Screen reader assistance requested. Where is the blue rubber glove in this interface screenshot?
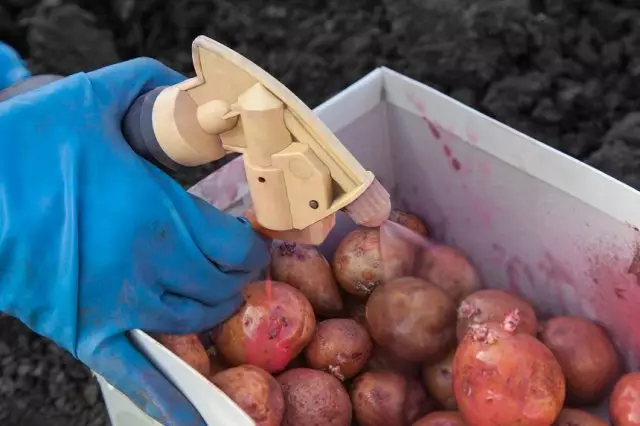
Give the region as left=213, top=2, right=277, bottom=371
left=0, top=42, right=31, bottom=90
left=0, top=57, right=270, bottom=425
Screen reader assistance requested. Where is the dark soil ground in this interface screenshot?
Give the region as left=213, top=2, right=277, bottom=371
left=2, top=0, right=640, bottom=424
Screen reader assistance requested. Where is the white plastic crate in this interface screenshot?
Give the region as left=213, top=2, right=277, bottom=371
left=97, top=66, right=640, bottom=425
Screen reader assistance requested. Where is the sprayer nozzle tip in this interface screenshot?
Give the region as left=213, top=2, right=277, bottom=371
left=343, top=179, right=391, bottom=227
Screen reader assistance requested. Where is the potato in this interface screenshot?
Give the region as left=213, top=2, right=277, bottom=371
left=210, top=365, right=284, bottom=426
left=332, top=227, right=415, bottom=298
left=388, top=209, right=428, bottom=235
left=610, top=372, right=640, bottom=426
left=270, top=241, right=344, bottom=317
left=351, top=371, right=435, bottom=426
left=304, top=318, right=372, bottom=380
left=553, top=409, right=608, bottom=426
left=277, top=368, right=352, bottom=426
left=540, top=316, right=621, bottom=405
left=155, top=333, right=210, bottom=377
left=216, top=281, right=316, bottom=373
left=453, top=310, right=566, bottom=426
left=456, top=289, right=538, bottom=341
left=366, top=276, right=457, bottom=362
left=413, top=411, right=466, bottom=426
left=367, top=344, right=421, bottom=378
left=422, top=350, right=456, bottom=410
left=414, top=245, right=481, bottom=303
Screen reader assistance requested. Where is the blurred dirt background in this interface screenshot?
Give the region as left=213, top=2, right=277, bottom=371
left=2, top=0, right=640, bottom=424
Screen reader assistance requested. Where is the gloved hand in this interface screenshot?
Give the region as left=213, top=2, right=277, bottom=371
left=0, top=57, right=270, bottom=425
left=0, top=42, right=31, bottom=90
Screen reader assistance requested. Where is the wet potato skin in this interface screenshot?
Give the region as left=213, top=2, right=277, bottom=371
left=366, top=276, right=457, bottom=363
left=304, top=318, right=372, bottom=380
left=453, top=321, right=566, bottom=426
left=332, top=227, right=415, bottom=298
left=155, top=333, right=210, bottom=377
left=610, top=372, right=640, bottom=426
left=540, top=316, right=621, bottom=406
left=215, top=281, right=316, bottom=373
left=388, top=209, right=428, bottom=236
left=422, top=350, right=457, bottom=410
left=210, top=365, right=285, bottom=426
left=270, top=241, right=344, bottom=317
left=351, top=371, right=435, bottom=426
left=456, top=289, right=538, bottom=341
left=414, top=245, right=481, bottom=303
left=277, top=368, right=352, bottom=426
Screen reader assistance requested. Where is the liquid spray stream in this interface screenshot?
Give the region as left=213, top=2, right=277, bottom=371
left=379, top=218, right=437, bottom=282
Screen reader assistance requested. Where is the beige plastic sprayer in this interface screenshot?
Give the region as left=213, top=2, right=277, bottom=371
left=122, top=35, right=392, bottom=245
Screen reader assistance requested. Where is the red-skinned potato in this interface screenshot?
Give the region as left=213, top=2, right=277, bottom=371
left=553, top=409, right=608, bottom=426
left=367, top=344, right=421, bottom=378
left=453, top=310, right=566, bottom=426
left=270, top=241, right=344, bottom=317
left=540, top=316, right=621, bottom=405
left=389, top=209, right=428, bottom=235
left=422, top=350, right=456, bottom=410
left=155, top=333, right=210, bottom=377
left=332, top=227, right=415, bottom=298
left=351, top=371, right=435, bottom=426
left=415, top=245, right=481, bottom=303
left=413, top=411, right=466, bottom=426
left=610, top=372, right=640, bottom=426
left=366, top=276, right=457, bottom=362
left=304, top=318, right=372, bottom=380
left=277, top=368, right=352, bottom=426
left=215, top=281, right=315, bottom=373
left=210, top=365, right=284, bottom=426
left=456, top=289, right=538, bottom=341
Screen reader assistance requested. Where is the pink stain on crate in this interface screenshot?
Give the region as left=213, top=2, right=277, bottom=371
left=451, top=158, right=461, bottom=171
left=406, top=91, right=441, bottom=139
left=406, top=92, right=484, bottom=176
left=537, top=251, right=578, bottom=315
left=442, top=144, right=462, bottom=172
left=406, top=91, right=467, bottom=172
left=490, top=243, right=507, bottom=263
left=460, top=178, right=501, bottom=229
left=467, top=130, right=478, bottom=145
left=538, top=252, right=575, bottom=286
left=464, top=191, right=492, bottom=228
left=586, top=241, right=640, bottom=366
left=627, top=245, right=640, bottom=287
left=478, top=161, right=491, bottom=177
left=506, top=256, right=536, bottom=299
left=426, top=119, right=441, bottom=139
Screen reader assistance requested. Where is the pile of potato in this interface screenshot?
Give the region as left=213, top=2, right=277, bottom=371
left=153, top=210, right=640, bottom=426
